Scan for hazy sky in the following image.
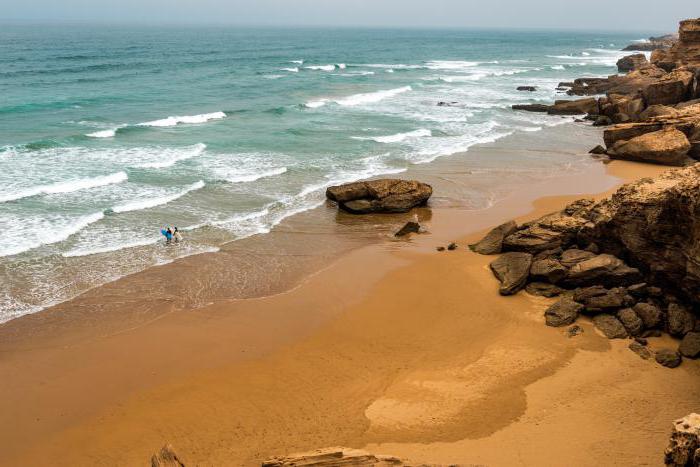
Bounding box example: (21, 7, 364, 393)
(2, 0, 697, 31)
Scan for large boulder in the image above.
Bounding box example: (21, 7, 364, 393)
(642, 69, 695, 106)
(608, 127, 692, 166)
(512, 103, 550, 112)
(580, 165, 700, 304)
(490, 252, 533, 296)
(548, 98, 599, 115)
(573, 286, 630, 313)
(563, 254, 642, 287)
(617, 308, 645, 336)
(668, 303, 696, 337)
(326, 179, 432, 214)
(679, 332, 700, 358)
(634, 302, 664, 329)
(617, 54, 649, 73)
(469, 220, 518, 255)
(529, 258, 567, 284)
(664, 413, 700, 466)
(544, 297, 583, 327)
(656, 348, 683, 368)
(593, 314, 629, 339)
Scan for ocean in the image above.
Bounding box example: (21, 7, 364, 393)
(0, 25, 649, 322)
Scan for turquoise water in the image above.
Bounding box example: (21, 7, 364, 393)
(0, 26, 648, 321)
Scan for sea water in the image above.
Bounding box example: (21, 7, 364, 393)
(0, 25, 650, 321)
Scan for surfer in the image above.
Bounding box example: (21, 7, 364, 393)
(161, 227, 173, 244)
(173, 227, 182, 243)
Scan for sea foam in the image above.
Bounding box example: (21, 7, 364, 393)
(0, 171, 128, 203)
(353, 128, 431, 143)
(138, 111, 226, 128)
(335, 86, 412, 106)
(111, 180, 205, 213)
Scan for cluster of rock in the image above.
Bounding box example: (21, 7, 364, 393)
(262, 447, 444, 466)
(326, 179, 433, 214)
(623, 34, 678, 52)
(665, 413, 700, 466)
(513, 18, 700, 167)
(471, 166, 700, 367)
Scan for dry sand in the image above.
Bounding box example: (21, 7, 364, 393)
(0, 157, 698, 467)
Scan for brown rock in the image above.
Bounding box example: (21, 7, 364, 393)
(618, 308, 645, 336)
(564, 254, 641, 287)
(639, 105, 679, 120)
(394, 221, 421, 237)
(525, 282, 564, 298)
(593, 314, 628, 339)
(544, 297, 584, 327)
(608, 127, 691, 166)
(589, 144, 607, 154)
(151, 445, 185, 467)
(634, 302, 664, 329)
(490, 252, 533, 296)
(629, 341, 653, 359)
(643, 69, 695, 106)
(679, 332, 700, 358)
(617, 53, 649, 73)
(469, 220, 518, 255)
(656, 348, 683, 368)
(667, 303, 695, 337)
(548, 98, 599, 115)
(530, 258, 567, 284)
(664, 413, 700, 467)
(262, 447, 409, 466)
(512, 103, 550, 112)
(326, 179, 432, 214)
(559, 249, 596, 268)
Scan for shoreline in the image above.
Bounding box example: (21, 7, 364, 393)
(3, 125, 697, 465)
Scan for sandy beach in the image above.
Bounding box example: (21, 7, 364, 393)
(1, 122, 698, 466)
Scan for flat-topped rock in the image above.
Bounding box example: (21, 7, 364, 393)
(617, 53, 649, 73)
(262, 447, 446, 466)
(608, 127, 692, 166)
(326, 179, 432, 214)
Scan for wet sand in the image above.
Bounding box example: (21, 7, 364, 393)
(1, 125, 698, 466)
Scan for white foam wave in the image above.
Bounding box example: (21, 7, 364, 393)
(63, 238, 158, 258)
(87, 128, 118, 138)
(291, 60, 304, 64)
(281, 67, 299, 72)
(337, 63, 346, 69)
(335, 86, 412, 106)
(305, 99, 328, 109)
(353, 128, 431, 143)
(138, 111, 226, 128)
(425, 60, 480, 70)
(225, 167, 288, 183)
(550, 65, 565, 70)
(0, 171, 128, 203)
(132, 143, 206, 169)
(111, 180, 205, 213)
(1, 211, 105, 257)
(305, 65, 336, 71)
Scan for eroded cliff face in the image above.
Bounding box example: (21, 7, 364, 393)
(654, 18, 700, 70)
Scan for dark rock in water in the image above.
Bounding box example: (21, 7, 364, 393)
(607, 127, 692, 166)
(490, 252, 533, 296)
(558, 82, 575, 88)
(437, 101, 459, 107)
(548, 98, 599, 115)
(589, 145, 608, 155)
(667, 303, 696, 337)
(593, 314, 629, 339)
(617, 53, 649, 72)
(517, 86, 538, 92)
(679, 332, 700, 358)
(560, 249, 596, 268)
(593, 116, 613, 127)
(629, 341, 653, 360)
(469, 221, 518, 255)
(394, 221, 421, 237)
(326, 179, 432, 214)
(447, 242, 458, 251)
(545, 298, 584, 327)
(512, 103, 550, 112)
(634, 302, 663, 329)
(563, 254, 641, 287)
(525, 282, 564, 297)
(151, 444, 185, 467)
(567, 324, 584, 337)
(664, 413, 700, 467)
(655, 348, 682, 368)
(530, 258, 567, 284)
(617, 308, 645, 336)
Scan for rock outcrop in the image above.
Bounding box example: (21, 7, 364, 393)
(151, 445, 185, 467)
(617, 54, 649, 73)
(655, 19, 700, 69)
(469, 221, 518, 255)
(607, 127, 692, 165)
(326, 179, 432, 214)
(262, 447, 440, 466)
(623, 34, 677, 52)
(490, 252, 533, 295)
(664, 413, 700, 466)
